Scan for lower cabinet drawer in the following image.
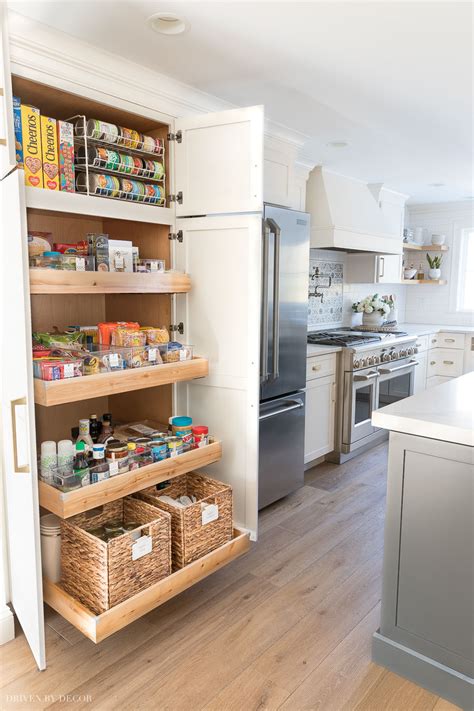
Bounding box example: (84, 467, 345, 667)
(414, 335, 430, 353)
(437, 332, 466, 350)
(427, 349, 464, 378)
(306, 353, 336, 381)
(426, 375, 454, 389)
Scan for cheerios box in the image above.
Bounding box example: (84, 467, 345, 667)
(57, 120, 75, 192)
(40, 116, 59, 191)
(20, 105, 43, 188)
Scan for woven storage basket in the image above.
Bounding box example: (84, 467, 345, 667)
(60, 497, 171, 614)
(136, 472, 232, 570)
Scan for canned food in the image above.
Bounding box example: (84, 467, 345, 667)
(153, 137, 164, 154)
(132, 156, 144, 175)
(129, 130, 141, 149)
(106, 442, 129, 475)
(151, 431, 169, 441)
(122, 154, 134, 174)
(151, 440, 168, 462)
(166, 436, 184, 458)
(142, 135, 156, 153)
(119, 126, 134, 148)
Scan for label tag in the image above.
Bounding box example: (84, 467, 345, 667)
(63, 363, 74, 378)
(109, 352, 119, 367)
(108, 460, 119, 476)
(76, 257, 86, 272)
(179, 349, 187, 361)
(148, 348, 157, 362)
(201, 503, 219, 525)
(132, 535, 152, 560)
(114, 256, 124, 270)
(150, 262, 158, 272)
(131, 424, 156, 435)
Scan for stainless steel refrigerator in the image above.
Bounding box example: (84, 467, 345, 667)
(259, 204, 310, 509)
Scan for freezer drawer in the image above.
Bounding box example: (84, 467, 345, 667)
(258, 393, 305, 509)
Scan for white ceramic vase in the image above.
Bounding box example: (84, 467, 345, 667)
(351, 312, 363, 327)
(431, 234, 445, 246)
(362, 311, 384, 327)
(429, 268, 441, 280)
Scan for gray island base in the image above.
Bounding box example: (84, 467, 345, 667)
(371, 374, 474, 710)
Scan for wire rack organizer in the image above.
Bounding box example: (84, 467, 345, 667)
(70, 115, 167, 207)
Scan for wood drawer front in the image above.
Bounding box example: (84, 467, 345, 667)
(414, 335, 430, 353)
(437, 332, 466, 350)
(427, 349, 464, 378)
(306, 354, 336, 381)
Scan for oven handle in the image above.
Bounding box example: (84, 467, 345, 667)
(354, 371, 379, 381)
(379, 359, 419, 374)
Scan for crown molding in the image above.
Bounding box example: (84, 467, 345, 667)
(407, 200, 474, 215)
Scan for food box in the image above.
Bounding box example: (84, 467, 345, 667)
(21, 105, 43, 188)
(87, 233, 109, 272)
(13, 96, 23, 167)
(40, 116, 59, 191)
(57, 120, 75, 192)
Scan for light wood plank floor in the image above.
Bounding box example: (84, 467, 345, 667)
(0, 442, 461, 710)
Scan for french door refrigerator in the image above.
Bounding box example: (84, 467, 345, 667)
(259, 204, 310, 509)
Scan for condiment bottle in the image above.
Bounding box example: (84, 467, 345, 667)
(57, 439, 74, 472)
(89, 414, 102, 443)
(73, 441, 90, 487)
(98, 413, 114, 444)
(40, 441, 57, 484)
(417, 262, 425, 280)
(76, 418, 94, 451)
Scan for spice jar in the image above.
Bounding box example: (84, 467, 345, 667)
(192, 426, 209, 449)
(105, 442, 129, 475)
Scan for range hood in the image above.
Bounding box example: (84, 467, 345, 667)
(306, 166, 407, 254)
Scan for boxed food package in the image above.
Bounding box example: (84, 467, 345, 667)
(87, 233, 109, 272)
(28, 231, 53, 258)
(41, 116, 59, 191)
(57, 120, 75, 192)
(53, 241, 88, 255)
(109, 240, 134, 273)
(21, 105, 43, 188)
(13, 96, 23, 167)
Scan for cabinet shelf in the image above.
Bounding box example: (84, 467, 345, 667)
(25, 186, 174, 225)
(34, 357, 209, 407)
(403, 243, 448, 252)
(401, 279, 447, 285)
(39, 440, 222, 518)
(29, 269, 191, 294)
(43, 528, 251, 643)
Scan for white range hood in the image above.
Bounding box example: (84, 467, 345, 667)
(306, 166, 408, 254)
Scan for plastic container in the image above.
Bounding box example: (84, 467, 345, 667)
(161, 343, 193, 363)
(29, 254, 61, 269)
(33, 358, 83, 381)
(59, 254, 95, 271)
(136, 258, 165, 273)
(192, 426, 209, 449)
(83, 347, 126, 374)
(40, 514, 62, 583)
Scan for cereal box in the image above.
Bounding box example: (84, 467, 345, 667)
(13, 96, 23, 167)
(57, 120, 75, 192)
(41, 116, 59, 191)
(21, 105, 43, 188)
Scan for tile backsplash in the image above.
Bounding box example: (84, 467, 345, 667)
(308, 251, 344, 329)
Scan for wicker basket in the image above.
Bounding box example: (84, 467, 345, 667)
(136, 472, 233, 570)
(60, 497, 171, 614)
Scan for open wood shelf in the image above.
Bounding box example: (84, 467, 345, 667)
(34, 357, 209, 407)
(43, 528, 250, 643)
(25, 186, 174, 225)
(29, 269, 191, 295)
(39, 440, 222, 518)
(401, 279, 447, 285)
(403, 243, 448, 252)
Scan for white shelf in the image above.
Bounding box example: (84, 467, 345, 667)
(25, 187, 174, 225)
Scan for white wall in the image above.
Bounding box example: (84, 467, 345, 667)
(342, 282, 407, 327)
(405, 202, 474, 326)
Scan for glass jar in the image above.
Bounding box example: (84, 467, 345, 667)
(105, 442, 129, 475)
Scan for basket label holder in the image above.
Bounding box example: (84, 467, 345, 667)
(201, 503, 219, 526)
(132, 535, 152, 560)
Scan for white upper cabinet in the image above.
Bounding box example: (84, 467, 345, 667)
(345, 253, 402, 284)
(1, 169, 45, 669)
(0, 7, 16, 177)
(175, 105, 264, 216)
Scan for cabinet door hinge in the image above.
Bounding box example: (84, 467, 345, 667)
(167, 130, 182, 143)
(169, 322, 184, 336)
(168, 191, 183, 205)
(168, 230, 183, 243)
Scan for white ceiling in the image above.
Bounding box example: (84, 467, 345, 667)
(8, 0, 474, 203)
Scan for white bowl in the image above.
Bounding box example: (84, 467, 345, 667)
(404, 269, 417, 279)
(431, 234, 445, 245)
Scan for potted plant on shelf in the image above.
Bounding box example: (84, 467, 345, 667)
(426, 253, 442, 280)
(352, 294, 392, 327)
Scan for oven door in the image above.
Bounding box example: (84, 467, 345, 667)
(377, 358, 418, 407)
(343, 367, 380, 447)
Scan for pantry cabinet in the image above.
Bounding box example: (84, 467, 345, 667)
(0, 10, 16, 177)
(0, 47, 263, 669)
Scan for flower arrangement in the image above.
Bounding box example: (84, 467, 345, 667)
(352, 293, 392, 315)
(426, 254, 442, 269)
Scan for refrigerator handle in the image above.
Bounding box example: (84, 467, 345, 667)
(260, 220, 271, 383)
(266, 217, 281, 380)
(259, 399, 304, 421)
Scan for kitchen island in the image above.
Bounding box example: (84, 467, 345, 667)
(372, 373, 474, 709)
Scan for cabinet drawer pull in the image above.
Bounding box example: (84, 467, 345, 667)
(431, 339, 437, 344)
(416, 342, 422, 347)
(443, 360, 454, 365)
(312, 364, 322, 371)
(444, 338, 455, 343)
(430, 361, 436, 365)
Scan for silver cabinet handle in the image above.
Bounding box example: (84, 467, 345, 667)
(312, 363, 322, 371)
(354, 371, 379, 381)
(431, 339, 437, 344)
(266, 217, 281, 380)
(379, 256, 385, 278)
(11, 397, 30, 473)
(444, 338, 455, 343)
(259, 400, 304, 421)
(260, 221, 270, 383)
(430, 361, 436, 365)
(443, 360, 454, 365)
(379, 360, 419, 374)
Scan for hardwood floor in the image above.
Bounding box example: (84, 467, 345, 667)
(0, 442, 461, 710)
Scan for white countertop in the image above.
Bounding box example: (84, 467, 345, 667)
(400, 323, 474, 335)
(372, 372, 474, 446)
(307, 344, 342, 357)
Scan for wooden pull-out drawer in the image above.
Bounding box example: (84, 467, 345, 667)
(427, 348, 464, 378)
(306, 353, 337, 381)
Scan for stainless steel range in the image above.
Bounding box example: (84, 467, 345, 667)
(307, 329, 419, 463)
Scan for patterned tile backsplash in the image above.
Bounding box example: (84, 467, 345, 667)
(308, 256, 344, 329)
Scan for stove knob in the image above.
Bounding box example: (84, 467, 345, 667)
(400, 349, 407, 358)
(374, 355, 380, 364)
(413, 347, 419, 354)
(391, 351, 398, 360)
(368, 356, 375, 365)
(407, 347, 413, 355)
(382, 353, 391, 362)
(353, 359, 360, 369)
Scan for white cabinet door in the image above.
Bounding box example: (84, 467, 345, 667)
(345, 254, 401, 284)
(304, 375, 336, 464)
(0, 6, 16, 178)
(413, 352, 427, 394)
(174, 105, 263, 217)
(0, 169, 45, 668)
(174, 214, 261, 538)
(377, 255, 402, 283)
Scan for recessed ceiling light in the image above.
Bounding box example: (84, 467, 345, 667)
(327, 141, 349, 148)
(147, 12, 189, 35)
(428, 182, 446, 187)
